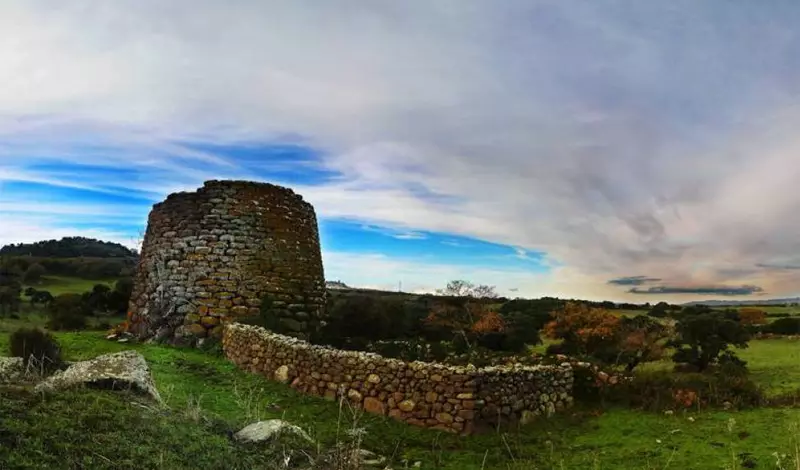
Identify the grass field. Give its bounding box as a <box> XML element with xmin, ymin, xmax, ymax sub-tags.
<box><xmin>3</xmin><ymin>288</ymin><xmax>800</xmax><ymax>468</ymax></box>
<box><xmin>2</xmin><ymin>319</ymin><xmax>800</xmax><ymax>469</ymax></box>
<box><xmin>23</xmin><ymin>275</ymin><xmax>116</xmax><ymax>296</ymax></box>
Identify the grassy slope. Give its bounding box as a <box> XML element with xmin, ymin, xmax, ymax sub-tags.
<box><xmin>23</xmin><ymin>275</ymin><xmax>116</xmax><ymax>296</ymax></box>
<box><xmin>2</xmin><ymin>327</ymin><xmax>800</xmax><ymax>469</ymax></box>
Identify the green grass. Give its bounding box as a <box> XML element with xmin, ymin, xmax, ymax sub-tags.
<box><xmin>4</xmin><ymin>315</ymin><xmax>800</xmax><ymax>468</ymax></box>
<box><xmin>24</xmin><ymin>275</ymin><xmax>116</xmax><ymax>296</ymax></box>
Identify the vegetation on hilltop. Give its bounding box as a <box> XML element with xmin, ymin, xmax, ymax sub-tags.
<box><xmin>0</xmin><ymin>236</ymin><xmax>138</xmax><ymax>258</ymax></box>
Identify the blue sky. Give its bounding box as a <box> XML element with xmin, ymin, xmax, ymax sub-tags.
<box><xmin>2</xmin><ymin>1</ymin><xmax>800</xmax><ymax>301</ymax></box>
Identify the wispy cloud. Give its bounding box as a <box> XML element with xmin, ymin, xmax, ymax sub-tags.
<box><xmin>608</xmin><ymin>276</ymin><xmax>663</xmax><ymax>286</ymax></box>
<box><xmin>628</xmin><ymin>285</ymin><xmax>765</xmax><ymax>296</ymax></box>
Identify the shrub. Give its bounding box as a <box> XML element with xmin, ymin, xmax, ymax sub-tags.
<box><xmin>670</xmin><ymin>312</ymin><xmax>751</xmax><ymax>372</ymax></box>
<box><xmin>648</xmin><ymin>301</ymin><xmax>670</xmax><ymax>318</ymax></box>
<box><xmin>314</xmin><ymin>294</ymin><xmax>425</xmax><ymax>347</ymax></box>
<box><xmin>610</xmin><ymin>369</ymin><xmax>763</xmax><ymax>411</ymax></box>
<box><xmin>0</xmin><ymin>263</ymin><xmax>22</xmax><ymax>316</ymax></box>
<box><xmin>22</xmin><ymin>263</ymin><xmax>46</xmax><ymax>284</ymax></box>
<box><xmin>30</xmin><ymin>290</ymin><xmax>54</xmax><ymax>306</ymax></box>
<box><xmin>47</xmin><ymin>293</ymin><xmax>90</xmax><ymax>331</ymax></box>
<box><xmin>9</xmin><ymin>327</ymin><xmax>62</xmax><ymax>373</ymax></box>
<box><xmin>765</xmin><ymin>317</ymin><xmax>800</xmax><ymax>335</ymax></box>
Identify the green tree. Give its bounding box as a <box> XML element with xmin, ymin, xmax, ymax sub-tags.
<box><xmin>47</xmin><ymin>294</ymin><xmax>90</xmax><ymax>330</ymax></box>
<box><xmin>648</xmin><ymin>301</ymin><xmax>670</xmax><ymax>318</ymax></box>
<box><xmin>22</xmin><ymin>263</ymin><xmax>46</xmax><ymax>284</ymax></box>
<box><xmin>0</xmin><ymin>262</ymin><xmax>22</xmax><ymax>316</ymax></box>
<box><xmin>670</xmin><ymin>312</ymin><xmax>751</xmax><ymax>372</ymax></box>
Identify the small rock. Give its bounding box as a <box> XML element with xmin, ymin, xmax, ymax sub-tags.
<box><xmin>398</xmin><ymin>399</ymin><xmax>416</xmax><ymax>412</ymax></box>
<box><xmin>347</xmin><ymin>389</ymin><xmax>363</xmax><ymax>402</ymax></box>
<box><xmin>234</xmin><ymin>420</ymin><xmax>313</xmax><ymax>444</ymax></box>
<box><xmin>356</xmin><ymin>449</ymin><xmax>386</xmax><ymax>467</ymax></box>
<box><xmin>274</xmin><ymin>365</ymin><xmax>290</xmax><ymax>383</ymax></box>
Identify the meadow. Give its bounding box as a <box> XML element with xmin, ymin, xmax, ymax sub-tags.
<box><xmin>3</xmin><ymin>277</ymin><xmax>800</xmax><ymax>469</ymax></box>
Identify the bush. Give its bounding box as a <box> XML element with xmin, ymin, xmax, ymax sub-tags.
<box><xmin>9</xmin><ymin>327</ymin><xmax>62</xmax><ymax>373</ymax></box>
<box><xmin>314</xmin><ymin>294</ymin><xmax>426</xmax><ymax>347</ymax></box>
<box><xmin>670</xmin><ymin>312</ymin><xmax>751</xmax><ymax>372</ymax></box>
<box><xmin>22</xmin><ymin>263</ymin><xmax>46</xmax><ymax>284</ymax></box>
<box><xmin>764</xmin><ymin>317</ymin><xmax>800</xmax><ymax>335</ymax></box>
<box><xmin>611</xmin><ymin>369</ymin><xmax>763</xmax><ymax>411</ymax></box>
<box><xmin>47</xmin><ymin>293</ymin><xmax>90</xmax><ymax>331</ymax></box>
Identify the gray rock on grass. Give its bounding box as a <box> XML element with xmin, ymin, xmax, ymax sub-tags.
<box><xmin>234</xmin><ymin>419</ymin><xmax>314</xmax><ymax>444</ymax></box>
<box><xmin>34</xmin><ymin>350</ymin><xmax>162</xmax><ymax>403</ymax></box>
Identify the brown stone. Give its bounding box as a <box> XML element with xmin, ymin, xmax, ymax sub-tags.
<box><xmin>436</xmin><ymin>412</ymin><xmax>454</xmax><ymax>424</ymax></box>
<box><xmin>363</xmin><ymin>397</ymin><xmax>386</xmax><ymax>415</ymax></box>
<box><xmin>201</xmin><ymin>316</ymin><xmax>220</xmax><ymax>327</ymax></box>
<box><xmin>398</xmin><ymin>400</ymin><xmax>416</xmax><ymax>412</ymax></box>
<box><xmin>425</xmin><ymin>392</ymin><xmax>438</xmax><ymax>403</ymax></box>
<box><xmin>457</xmin><ymin>409</ymin><xmax>474</xmax><ymax>420</ymax></box>
<box><xmin>186</xmin><ymin>323</ymin><xmax>207</xmax><ymax>337</ymax></box>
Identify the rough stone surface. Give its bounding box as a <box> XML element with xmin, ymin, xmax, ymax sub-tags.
<box><xmin>234</xmin><ymin>419</ymin><xmax>313</xmax><ymax>444</ymax></box>
<box><xmin>34</xmin><ymin>350</ymin><xmax>162</xmax><ymax>403</ymax></box>
<box><xmin>223</xmin><ymin>323</ymin><xmax>574</xmax><ymax>434</ymax></box>
<box><xmin>126</xmin><ymin>180</ymin><xmax>326</xmax><ymax>343</ymax></box>
<box><xmin>0</xmin><ymin>357</ymin><xmax>24</xmax><ymax>383</ymax></box>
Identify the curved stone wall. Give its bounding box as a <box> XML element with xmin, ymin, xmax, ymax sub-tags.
<box><xmin>223</xmin><ymin>323</ymin><xmax>574</xmax><ymax>434</ymax></box>
<box><xmin>127</xmin><ymin>180</ymin><xmax>326</xmax><ymax>343</ymax></box>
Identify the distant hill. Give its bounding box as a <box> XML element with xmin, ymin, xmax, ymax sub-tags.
<box><xmin>683</xmin><ymin>297</ymin><xmax>800</xmax><ymax>307</ymax></box>
<box><xmin>0</xmin><ymin>236</ymin><xmax>138</xmax><ymax>259</ymax></box>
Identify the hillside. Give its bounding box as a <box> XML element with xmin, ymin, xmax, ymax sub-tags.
<box><xmin>0</xmin><ymin>236</ymin><xmax>138</xmax><ymax>259</ymax></box>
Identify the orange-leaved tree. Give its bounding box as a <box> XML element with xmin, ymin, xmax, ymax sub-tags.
<box><xmin>739</xmin><ymin>307</ymin><xmax>767</xmax><ymax>326</ymax></box>
<box><xmin>425</xmin><ymin>297</ymin><xmax>504</xmax><ymax>350</ymax></box>
<box><xmin>544</xmin><ymin>302</ymin><xmax>621</xmax><ymax>356</ymax></box>
<box><xmin>545</xmin><ymin>302</ymin><xmax>670</xmax><ymax>370</ymax></box>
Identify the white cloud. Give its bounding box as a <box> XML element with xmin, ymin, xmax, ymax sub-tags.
<box><xmin>1</xmin><ymin>1</ymin><xmax>800</xmax><ymax>300</ymax></box>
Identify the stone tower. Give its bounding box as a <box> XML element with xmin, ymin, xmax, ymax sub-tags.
<box><xmin>126</xmin><ymin>180</ymin><xmax>326</xmax><ymax>344</ymax></box>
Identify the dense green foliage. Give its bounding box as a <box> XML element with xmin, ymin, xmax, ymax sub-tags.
<box><xmin>670</xmin><ymin>311</ymin><xmax>751</xmax><ymax>372</ymax></box>
<box><xmin>47</xmin><ymin>294</ymin><xmax>91</xmax><ymax>330</ymax></box>
<box><xmin>9</xmin><ymin>327</ymin><xmax>62</xmax><ymax>372</ymax></box>
<box><xmin>764</xmin><ymin>317</ymin><xmax>800</xmax><ymax>335</ymax></box>
<box><xmin>0</xmin><ymin>262</ymin><xmax>22</xmax><ymax>316</ymax></box>
<box><xmin>22</xmin><ymin>262</ymin><xmax>46</xmax><ymax>284</ymax></box>
<box><xmin>0</xmin><ymin>236</ymin><xmax>138</xmax><ymax>258</ymax></box>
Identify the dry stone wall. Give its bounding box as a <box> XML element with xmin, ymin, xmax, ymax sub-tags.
<box><xmin>223</xmin><ymin>323</ymin><xmax>574</xmax><ymax>434</ymax></box>
<box><xmin>127</xmin><ymin>180</ymin><xmax>325</xmax><ymax>344</ymax></box>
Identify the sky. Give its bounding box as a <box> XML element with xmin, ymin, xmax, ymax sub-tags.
<box><xmin>2</xmin><ymin>1</ymin><xmax>800</xmax><ymax>302</ymax></box>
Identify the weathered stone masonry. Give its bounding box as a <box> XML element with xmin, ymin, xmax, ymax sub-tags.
<box><xmin>127</xmin><ymin>180</ymin><xmax>326</xmax><ymax>343</ymax></box>
<box><xmin>224</xmin><ymin>323</ymin><xmax>574</xmax><ymax>434</ymax></box>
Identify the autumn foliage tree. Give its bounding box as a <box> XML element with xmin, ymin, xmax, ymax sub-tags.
<box><xmin>738</xmin><ymin>307</ymin><xmax>767</xmax><ymax>326</ymax></box>
<box><xmin>424</xmin><ymin>297</ymin><xmax>505</xmax><ymax>350</ymax></box>
<box><xmin>545</xmin><ymin>302</ymin><xmax>671</xmax><ymax>371</ymax></box>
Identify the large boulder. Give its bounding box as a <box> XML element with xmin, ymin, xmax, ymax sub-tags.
<box><xmin>0</xmin><ymin>357</ymin><xmax>24</xmax><ymax>384</ymax></box>
<box><xmin>234</xmin><ymin>420</ymin><xmax>313</xmax><ymax>444</ymax></box>
<box><xmin>34</xmin><ymin>350</ymin><xmax>162</xmax><ymax>403</ymax></box>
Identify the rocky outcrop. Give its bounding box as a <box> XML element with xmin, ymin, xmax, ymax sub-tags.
<box><xmin>34</xmin><ymin>350</ymin><xmax>162</xmax><ymax>403</ymax></box>
<box><xmin>126</xmin><ymin>180</ymin><xmax>326</xmax><ymax>344</ymax></box>
<box><xmin>223</xmin><ymin>323</ymin><xmax>574</xmax><ymax>434</ymax></box>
